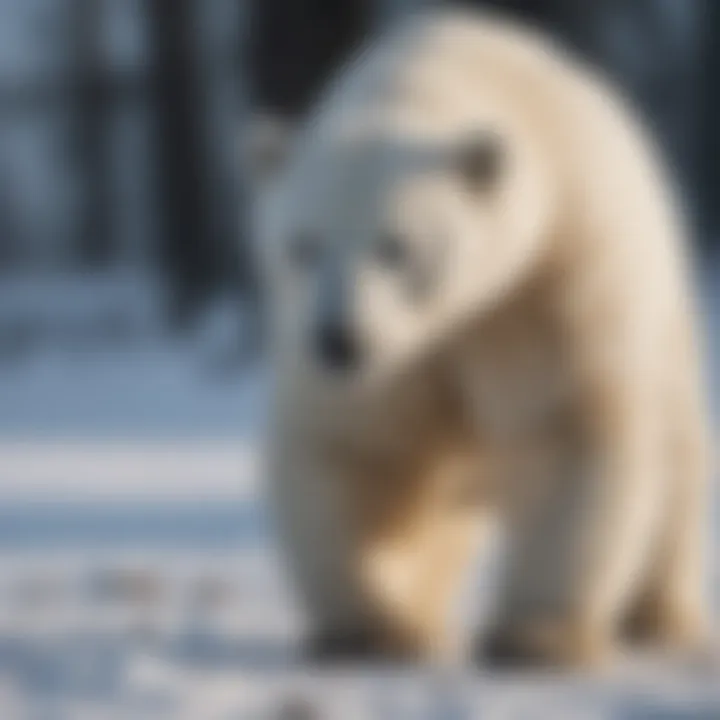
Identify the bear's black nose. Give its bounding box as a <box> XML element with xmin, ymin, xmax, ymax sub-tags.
<box><xmin>314</xmin><ymin>321</ymin><xmax>361</xmax><ymax>371</ymax></box>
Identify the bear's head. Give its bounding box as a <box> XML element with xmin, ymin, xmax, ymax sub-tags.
<box><xmin>254</xmin><ymin>116</ymin><xmax>556</xmax><ymax>392</ymax></box>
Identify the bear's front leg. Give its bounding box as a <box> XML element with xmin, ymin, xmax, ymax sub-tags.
<box><xmin>344</xmin><ymin>450</ymin><xmax>489</xmax><ymax>665</ymax></box>
<box><xmin>271</xmin><ymin>432</ymin><xmax>484</xmax><ymax>666</ymax></box>
<box><xmin>269</xmin><ymin>434</ymin><xmax>382</xmax><ymax>664</ymax></box>
<box><xmin>480</xmin><ymin>377</ymin><xmax>667</xmax><ymax>671</ymax></box>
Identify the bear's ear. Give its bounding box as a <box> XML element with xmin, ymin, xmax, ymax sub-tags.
<box><xmin>240</xmin><ymin>115</ymin><xmax>295</xmax><ymax>189</ymax></box>
<box><xmin>453</xmin><ymin>131</ymin><xmax>505</xmax><ymax>192</ymax></box>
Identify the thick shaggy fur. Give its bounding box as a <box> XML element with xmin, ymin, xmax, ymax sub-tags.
<box><xmin>256</xmin><ymin>9</ymin><xmax>711</xmax><ymax>669</ymax></box>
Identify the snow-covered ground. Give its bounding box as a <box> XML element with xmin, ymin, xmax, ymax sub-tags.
<box><xmin>0</xmin><ymin>271</ymin><xmax>717</xmax><ymax>719</ymax></box>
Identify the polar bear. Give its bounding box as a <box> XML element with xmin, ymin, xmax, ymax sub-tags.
<box><xmin>253</xmin><ymin>8</ymin><xmax>712</xmax><ymax>669</ymax></box>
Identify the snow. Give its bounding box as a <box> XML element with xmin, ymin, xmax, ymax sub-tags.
<box><xmin>0</xmin><ymin>269</ymin><xmax>716</xmax><ymax>718</ymax></box>
<box><xmin>0</xmin><ymin>271</ymin><xmax>266</xmax><ymax>439</ymax></box>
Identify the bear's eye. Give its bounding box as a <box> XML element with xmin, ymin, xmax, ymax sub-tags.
<box><xmin>455</xmin><ymin>131</ymin><xmax>505</xmax><ymax>191</ymax></box>
<box><xmin>287</xmin><ymin>233</ymin><xmax>323</xmax><ymax>269</ymax></box>
<box><xmin>375</xmin><ymin>233</ymin><xmax>409</xmax><ymax>270</ymax></box>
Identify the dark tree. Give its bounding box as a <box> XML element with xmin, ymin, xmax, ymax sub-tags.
<box><xmin>0</xmin><ymin>167</ymin><xmax>23</xmax><ymax>270</ymax></box>
<box><xmin>147</xmin><ymin>0</ymin><xmax>219</xmax><ymax>328</ymax></box>
<box><xmin>246</xmin><ymin>0</ymin><xmax>371</xmax><ymax>119</ymax></box>
<box><xmin>70</xmin><ymin>0</ymin><xmax>113</xmax><ymax>266</ymax></box>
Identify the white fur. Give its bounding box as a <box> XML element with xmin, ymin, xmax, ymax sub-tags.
<box><xmin>256</xmin><ymin>9</ymin><xmax>711</xmax><ymax>667</ymax></box>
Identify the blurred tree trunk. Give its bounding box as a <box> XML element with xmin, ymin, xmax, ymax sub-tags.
<box><xmin>71</xmin><ymin>0</ymin><xmax>113</xmax><ymax>267</ymax></box>
<box><xmin>0</xmin><ymin>170</ymin><xmax>21</xmax><ymax>270</ymax></box>
<box><xmin>246</xmin><ymin>0</ymin><xmax>371</xmax><ymax>119</ymax></box>
<box><xmin>474</xmin><ymin>0</ymin><xmax>558</xmax><ymax>22</ymax></box>
<box><xmin>148</xmin><ymin>0</ymin><xmax>218</xmax><ymax>328</ymax></box>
